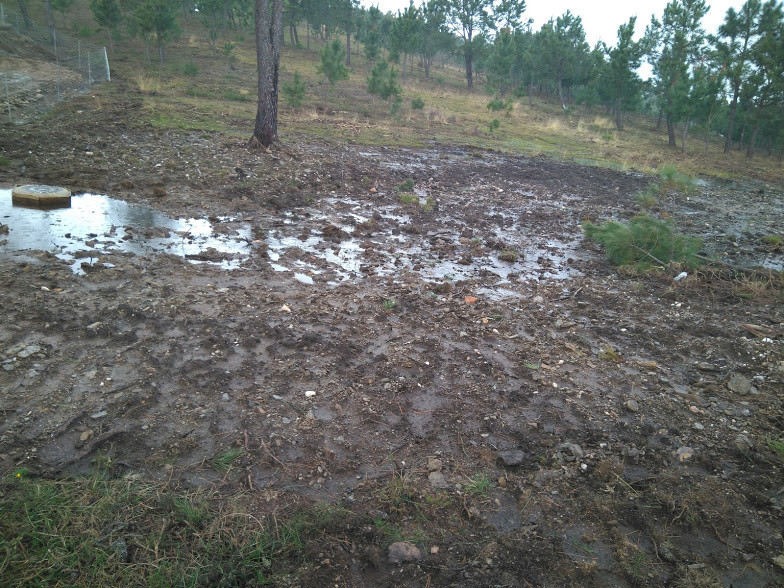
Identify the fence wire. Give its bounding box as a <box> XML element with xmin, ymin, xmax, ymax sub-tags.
<box><xmin>0</xmin><ymin>3</ymin><xmax>110</xmax><ymax>124</ymax></box>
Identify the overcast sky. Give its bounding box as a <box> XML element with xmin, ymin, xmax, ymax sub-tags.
<box><xmin>359</xmin><ymin>0</ymin><xmax>746</xmax><ymax>46</ymax></box>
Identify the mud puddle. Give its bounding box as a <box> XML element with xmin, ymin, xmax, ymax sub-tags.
<box><xmin>0</xmin><ymin>189</ymin><xmax>251</xmax><ymax>273</ymax></box>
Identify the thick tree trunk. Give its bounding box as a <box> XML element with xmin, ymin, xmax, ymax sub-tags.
<box><xmin>250</xmin><ymin>0</ymin><xmax>284</xmax><ymax>148</ymax></box>
<box><xmin>346</xmin><ymin>33</ymin><xmax>351</xmax><ymax>66</ymax></box>
<box><xmin>424</xmin><ymin>56</ymin><xmax>430</xmax><ymax>78</ymax></box>
<box><xmin>724</xmin><ymin>86</ymin><xmax>740</xmax><ymax>153</ymax></box>
<box><xmin>667</xmin><ymin>117</ymin><xmax>676</xmax><ymax>147</ymax></box>
<box><xmin>465</xmin><ymin>53</ymin><xmax>473</xmax><ymax>89</ymax></box>
<box><xmin>45</xmin><ymin>0</ymin><xmax>56</xmax><ymax>45</ymax></box>
<box><xmin>556</xmin><ymin>77</ymin><xmax>566</xmax><ymax>111</ymax></box>
<box><xmin>681</xmin><ymin>114</ymin><xmax>690</xmax><ymax>153</ymax></box>
<box><xmin>614</xmin><ymin>96</ymin><xmax>623</xmax><ymax>130</ymax></box>
<box><xmin>746</xmin><ymin>122</ymin><xmax>760</xmax><ymax>159</ymax></box>
<box><xmin>16</xmin><ymin>0</ymin><xmax>33</xmax><ymax>28</ymax></box>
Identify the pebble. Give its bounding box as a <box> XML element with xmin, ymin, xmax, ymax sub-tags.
<box><xmin>498</xmin><ymin>449</ymin><xmax>527</xmax><ymax>466</ymax></box>
<box><xmin>692</xmin><ymin>423</ymin><xmax>704</xmax><ymax>431</ymax></box>
<box><xmin>734</xmin><ymin>434</ymin><xmax>753</xmax><ymax>452</ymax></box>
<box><xmin>427</xmin><ymin>457</ymin><xmax>442</xmax><ymax>472</ymax></box>
<box><xmin>625</xmin><ymin>399</ymin><xmax>639</xmax><ymax>412</ymax></box>
<box><xmin>388</xmin><ymin>541</ymin><xmax>422</xmax><ymax>563</ymax></box>
<box><xmin>428</xmin><ymin>471</ymin><xmax>449</xmax><ymax>489</ymax></box>
<box><xmin>222</xmin><ymin>393</ymin><xmax>230</xmax><ymax>401</ymax></box>
<box><xmin>557</xmin><ymin>443</ymin><xmax>584</xmax><ymax>458</ymax></box>
<box><xmin>727</xmin><ymin>373</ymin><xmax>752</xmax><ymax>395</ymax></box>
<box><xmin>675</xmin><ymin>446</ymin><xmax>694</xmax><ymax>462</ymax></box>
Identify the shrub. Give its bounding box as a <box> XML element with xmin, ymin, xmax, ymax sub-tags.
<box><xmin>487</xmin><ymin>96</ymin><xmax>512</xmax><ymax>113</ymax></box>
<box><xmin>282</xmin><ymin>72</ymin><xmax>306</xmax><ymax>108</ymax></box>
<box><xmin>583</xmin><ymin>215</ymin><xmax>702</xmax><ymax>269</ymax></box>
<box><xmin>182</xmin><ymin>61</ymin><xmax>199</xmax><ymax>76</ymax></box>
<box><xmin>411</xmin><ymin>97</ymin><xmax>425</xmax><ymax>110</ymax></box>
<box><xmin>488</xmin><ymin>118</ymin><xmax>501</xmax><ymax>132</ymax></box>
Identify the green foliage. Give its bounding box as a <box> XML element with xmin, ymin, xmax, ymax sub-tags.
<box><xmin>658</xmin><ymin>164</ymin><xmax>696</xmax><ymax>193</ymax></box>
<box><xmin>211</xmin><ymin>447</ymin><xmax>244</xmax><ymax>472</ymax></box>
<box><xmin>487</xmin><ymin>96</ymin><xmax>513</xmax><ymax>113</ymax></box>
<box><xmin>583</xmin><ymin>214</ymin><xmax>702</xmax><ymax>269</ymax></box>
<box><xmin>382</xmin><ymin>298</ymin><xmax>397</xmax><ymax>311</ymax></box>
<box><xmin>223</xmin><ymin>88</ymin><xmax>250</xmax><ymax>102</ymax></box>
<box><xmin>367</xmin><ymin>59</ymin><xmax>402</xmax><ymax>109</ymax></box>
<box><xmin>399</xmin><ymin>192</ymin><xmax>418</xmax><ymax>204</ymax></box>
<box><xmin>182</xmin><ymin>61</ymin><xmax>199</xmax><ymax>76</ymax></box>
<box><xmin>222</xmin><ymin>41</ymin><xmax>238</xmax><ymax>68</ymax></box>
<box><xmin>317</xmin><ymin>39</ymin><xmax>350</xmax><ymax>87</ymax></box>
<box><xmin>464</xmin><ymin>473</ymin><xmax>491</xmax><ymax>495</ymax></box>
<box><xmin>488</xmin><ymin>118</ymin><xmax>501</xmax><ymax>132</ymax></box>
<box><xmin>282</xmin><ymin>72</ymin><xmax>306</xmax><ymax>108</ymax></box>
<box><xmin>397</xmin><ymin>179</ymin><xmax>415</xmax><ymax>192</ymax></box>
<box><xmin>768</xmin><ymin>437</ymin><xmax>784</xmax><ymax>459</ymax></box>
<box><xmin>411</xmin><ymin>97</ymin><xmax>425</xmax><ymax>110</ymax></box>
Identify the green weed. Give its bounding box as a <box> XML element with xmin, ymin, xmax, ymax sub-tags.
<box><xmin>411</xmin><ymin>97</ymin><xmax>425</xmax><ymax>110</ymax></box>
<box><xmin>399</xmin><ymin>192</ymin><xmax>418</xmax><ymax>204</ymax></box>
<box><xmin>397</xmin><ymin>178</ymin><xmax>415</xmax><ymax>192</ymax></box>
<box><xmin>382</xmin><ymin>298</ymin><xmax>397</xmax><ymax>311</ymax></box>
<box><xmin>212</xmin><ymin>447</ymin><xmax>244</xmax><ymax>472</ymax></box>
<box><xmin>583</xmin><ymin>214</ymin><xmax>702</xmax><ymax>269</ymax></box>
<box><xmin>464</xmin><ymin>473</ymin><xmax>491</xmax><ymax>495</ymax></box>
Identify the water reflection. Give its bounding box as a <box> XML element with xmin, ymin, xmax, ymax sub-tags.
<box><xmin>0</xmin><ymin>190</ymin><xmax>250</xmax><ymax>272</ymax></box>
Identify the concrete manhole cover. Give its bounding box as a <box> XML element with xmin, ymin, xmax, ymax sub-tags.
<box><xmin>11</xmin><ymin>184</ymin><xmax>71</xmax><ymax>207</ymax></box>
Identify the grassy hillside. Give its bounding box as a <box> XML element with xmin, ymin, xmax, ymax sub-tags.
<box><xmin>14</xmin><ymin>2</ymin><xmax>780</xmax><ymax>184</ymax></box>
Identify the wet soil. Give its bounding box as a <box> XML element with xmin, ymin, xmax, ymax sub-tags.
<box><xmin>1</xmin><ymin>82</ymin><xmax>783</xmax><ymax>586</ymax></box>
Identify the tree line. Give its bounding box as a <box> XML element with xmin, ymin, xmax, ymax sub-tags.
<box><xmin>43</xmin><ymin>0</ymin><xmax>783</xmax><ymax>156</ymax></box>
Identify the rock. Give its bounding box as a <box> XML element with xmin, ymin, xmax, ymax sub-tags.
<box><xmin>90</xmin><ymin>410</ymin><xmax>108</xmax><ymax>419</ymax></box>
<box><xmin>17</xmin><ymin>344</ymin><xmax>42</xmax><ymax>359</ymax></box>
<box><xmin>734</xmin><ymin>434</ymin><xmax>753</xmax><ymax>452</ymax></box>
<box><xmin>221</xmin><ymin>393</ymin><xmax>230</xmax><ymax>401</ymax></box>
<box><xmin>727</xmin><ymin>373</ymin><xmax>752</xmax><ymax>395</ymax></box>
<box><xmin>773</xmin><ymin>554</ymin><xmax>784</xmax><ymax>570</ymax></box>
<box><xmin>388</xmin><ymin>542</ymin><xmax>422</xmax><ymax>563</ymax></box>
<box><xmin>428</xmin><ymin>471</ymin><xmax>449</xmax><ymax>489</ymax></box>
<box><xmin>675</xmin><ymin>447</ymin><xmax>694</xmax><ymax>462</ymax></box>
<box><xmin>532</xmin><ymin>295</ymin><xmax>544</xmax><ymax>304</ymax></box>
<box><xmin>558</xmin><ymin>443</ymin><xmax>584</xmax><ymax>458</ymax></box>
<box><xmin>625</xmin><ymin>399</ymin><xmax>640</xmax><ymax>412</ymax></box>
<box><xmin>426</xmin><ymin>457</ymin><xmax>442</xmax><ymax>471</ymax></box>
<box><xmin>498</xmin><ymin>449</ymin><xmax>526</xmax><ymax>466</ymax></box>
<box><xmin>692</xmin><ymin>423</ymin><xmax>704</xmax><ymax>431</ymax></box>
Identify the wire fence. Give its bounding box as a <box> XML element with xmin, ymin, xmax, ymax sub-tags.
<box><xmin>0</xmin><ymin>3</ymin><xmax>110</xmax><ymax>124</ymax></box>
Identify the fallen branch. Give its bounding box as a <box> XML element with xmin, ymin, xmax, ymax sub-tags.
<box><xmin>53</xmin><ymin>426</ymin><xmax>127</xmax><ymax>472</ymax></box>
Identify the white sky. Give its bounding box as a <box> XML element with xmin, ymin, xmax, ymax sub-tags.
<box><xmin>360</xmin><ymin>0</ymin><xmax>746</xmax><ymax>46</ymax></box>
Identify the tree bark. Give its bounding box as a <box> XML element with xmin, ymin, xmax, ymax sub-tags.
<box><xmin>724</xmin><ymin>86</ymin><xmax>740</xmax><ymax>153</ymax></box>
<box><xmin>746</xmin><ymin>121</ymin><xmax>760</xmax><ymax>158</ymax></box>
<box><xmin>16</xmin><ymin>0</ymin><xmax>33</xmax><ymax>29</ymax></box>
<box><xmin>666</xmin><ymin>117</ymin><xmax>676</xmax><ymax>147</ymax></box>
<box><xmin>346</xmin><ymin>33</ymin><xmax>351</xmax><ymax>66</ymax></box>
<box><xmin>465</xmin><ymin>53</ymin><xmax>473</xmax><ymax>89</ymax></box>
<box><xmin>250</xmin><ymin>0</ymin><xmax>284</xmax><ymax>149</ymax></box>
<box><xmin>681</xmin><ymin>114</ymin><xmax>690</xmax><ymax>153</ymax></box>
<box><xmin>614</xmin><ymin>96</ymin><xmax>623</xmax><ymax>130</ymax></box>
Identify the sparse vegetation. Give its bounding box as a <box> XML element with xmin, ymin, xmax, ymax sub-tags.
<box><xmin>464</xmin><ymin>473</ymin><xmax>491</xmax><ymax>495</ymax></box>
<box><xmin>583</xmin><ymin>214</ymin><xmax>702</xmax><ymax>269</ymax></box>
<box><xmin>282</xmin><ymin>71</ymin><xmax>306</xmax><ymax>108</ymax></box>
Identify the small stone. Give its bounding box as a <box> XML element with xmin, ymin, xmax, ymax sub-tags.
<box><xmin>427</xmin><ymin>457</ymin><xmax>442</xmax><ymax>471</ymax></box>
<box><xmin>727</xmin><ymin>373</ymin><xmax>752</xmax><ymax>395</ymax></box>
<box><xmin>79</xmin><ymin>430</ymin><xmax>93</xmax><ymax>442</ymax></box>
<box><xmin>532</xmin><ymin>295</ymin><xmax>544</xmax><ymax>304</ymax></box>
<box><xmin>773</xmin><ymin>554</ymin><xmax>784</xmax><ymax>570</ymax></box>
<box><xmin>498</xmin><ymin>449</ymin><xmax>526</xmax><ymax>466</ymax></box>
<box><xmin>388</xmin><ymin>542</ymin><xmax>422</xmax><ymax>563</ymax></box>
<box><xmin>734</xmin><ymin>434</ymin><xmax>753</xmax><ymax>452</ymax></box>
<box><xmin>625</xmin><ymin>399</ymin><xmax>639</xmax><ymax>412</ymax></box>
<box><xmin>222</xmin><ymin>393</ymin><xmax>230</xmax><ymax>401</ymax></box>
<box><xmin>17</xmin><ymin>345</ymin><xmax>42</xmax><ymax>359</ymax></box>
<box><xmin>90</xmin><ymin>410</ymin><xmax>107</xmax><ymax>419</ymax></box>
<box><xmin>430</xmin><ymin>545</ymin><xmax>439</xmax><ymax>555</ymax></box>
<box><xmin>558</xmin><ymin>443</ymin><xmax>583</xmax><ymax>458</ymax></box>
<box><xmin>428</xmin><ymin>471</ymin><xmax>449</xmax><ymax>489</ymax></box>
<box><xmin>675</xmin><ymin>446</ymin><xmax>694</xmax><ymax>462</ymax></box>
<box><xmin>693</xmin><ymin>422</ymin><xmax>704</xmax><ymax>431</ymax></box>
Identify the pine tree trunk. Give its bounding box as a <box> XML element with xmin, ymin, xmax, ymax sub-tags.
<box><xmin>724</xmin><ymin>86</ymin><xmax>740</xmax><ymax>153</ymax></box>
<box><xmin>557</xmin><ymin>77</ymin><xmax>566</xmax><ymax>111</ymax></box>
<box><xmin>16</xmin><ymin>0</ymin><xmax>33</xmax><ymax>29</ymax></box>
<box><xmin>465</xmin><ymin>53</ymin><xmax>473</xmax><ymax>89</ymax></box>
<box><xmin>667</xmin><ymin>117</ymin><xmax>676</xmax><ymax>147</ymax></box>
<box><xmin>250</xmin><ymin>0</ymin><xmax>284</xmax><ymax>148</ymax></box>
<box><xmin>746</xmin><ymin>122</ymin><xmax>760</xmax><ymax>159</ymax></box>
<box><xmin>681</xmin><ymin>114</ymin><xmax>690</xmax><ymax>153</ymax></box>
<box><xmin>346</xmin><ymin>33</ymin><xmax>351</xmax><ymax>66</ymax></box>
<box><xmin>614</xmin><ymin>96</ymin><xmax>623</xmax><ymax>130</ymax></box>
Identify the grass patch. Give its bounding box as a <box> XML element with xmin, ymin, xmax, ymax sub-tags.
<box><xmin>768</xmin><ymin>437</ymin><xmax>784</xmax><ymax>459</ymax></box>
<box><xmin>658</xmin><ymin>164</ymin><xmax>697</xmax><ymax>194</ymax></box>
<box><xmin>498</xmin><ymin>249</ymin><xmax>519</xmax><ymax>262</ymax></box>
<box><xmin>0</xmin><ymin>470</ymin><xmax>354</xmax><ymax>586</ymax></box>
<box><xmin>382</xmin><ymin>298</ymin><xmax>397</xmax><ymax>311</ymax></box>
<box><xmin>583</xmin><ymin>214</ymin><xmax>702</xmax><ymax>270</ymax></box>
<box><xmin>398</xmin><ymin>192</ymin><xmax>418</xmax><ymax>204</ymax></box>
<box><xmin>464</xmin><ymin>473</ymin><xmax>491</xmax><ymax>495</ymax></box>
<box><xmin>212</xmin><ymin>447</ymin><xmax>244</xmax><ymax>473</ymax></box>
<box><xmin>396</xmin><ymin>178</ymin><xmax>415</xmax><ymax>192</ymax></box>
<box><xmin>0</xmin><ymin>157</ymin><xmax>10</xmax><ymax>166</ymax></box>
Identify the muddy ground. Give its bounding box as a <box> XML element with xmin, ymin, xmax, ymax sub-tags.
<box><xmin>1</xmin><ymin>82</ymin><xmax>784</xmax><ymax>587</ymax></box>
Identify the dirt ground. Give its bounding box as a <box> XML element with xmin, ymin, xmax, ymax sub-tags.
<box><xmin>1</xmin><ymin>78</ymin><xmax>784</xmax><ymax>586</ymax></box>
